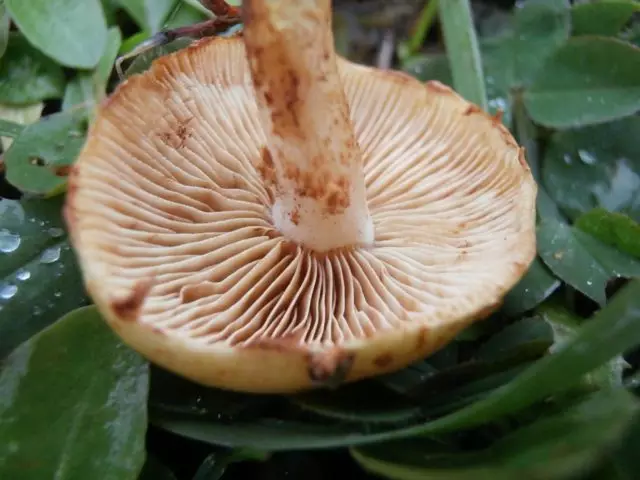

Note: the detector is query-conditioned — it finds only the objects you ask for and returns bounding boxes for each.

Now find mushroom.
[64,0,537,393]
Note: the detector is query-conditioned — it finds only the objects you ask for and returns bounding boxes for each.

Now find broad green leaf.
[475,317,553,363]
[117,0,177,33]
[609,415,640,479]
[571,1,637,37]
[351,388,638,480]
[542,116,640,222]
[0,197,87,358]
[536,217,640,304]
[524,37,640,128]
[501,258,561,317]
[63,27,122,117]
[0,33,65,105]
[163,1,208,29]
[0,305,149,479]
[0,103,44,151]
[5,0,108,69]
[292,382,423,424]
[138,456,178,480]
[100,0,120,25]
[539,303,628,389]
[0,118,24,138]
[481,0,570,90]
[0,2,9,59]
[575,208,640,259]
[536,218,609,304]
[154,279,640,449]
[4,110,87,196]
[148,366,273,419]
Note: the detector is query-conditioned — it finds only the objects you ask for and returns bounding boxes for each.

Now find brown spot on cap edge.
[111,279,153,321]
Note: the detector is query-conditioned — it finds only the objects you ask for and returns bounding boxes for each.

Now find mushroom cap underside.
[65,36,537,393]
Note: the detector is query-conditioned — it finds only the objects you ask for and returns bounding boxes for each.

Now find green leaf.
[351,388,639,480]
[62,27,122,116]
[536,218,609,304]
[575,208,640,259]
[0,197,87,358]
[501,258,561,317]
[0,118,26,139]
[163,1,208,29]
[571,1,637,37]
[0,2,10,59]
[542,116,640,222]
[5,0,108,69]
[524,37,640,128]
[0,305,149,479]
[138,456,178,480]
[292,382,423,424]
[0,103,44,151]
[438,0,488,109]
[4,110,88,196]
[481,0,571,90]
[0,33,65,105]
[475,317,553,363]
[536,217,640,304]
[117,0,177,34]
[539,303,628,389]
[154,279,640,450]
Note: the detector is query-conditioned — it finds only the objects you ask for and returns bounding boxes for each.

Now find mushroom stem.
[243,0,374,252]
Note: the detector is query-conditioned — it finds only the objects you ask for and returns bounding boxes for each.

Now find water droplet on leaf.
[0,229,21,253]
[16,269,31,281]
[577,149,597,165]
[0,284,18,300]
[47,227,64,238]
[40,246,61,264]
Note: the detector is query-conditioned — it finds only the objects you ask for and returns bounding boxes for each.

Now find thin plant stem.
[438,0,488,110]
[400,0,439,59]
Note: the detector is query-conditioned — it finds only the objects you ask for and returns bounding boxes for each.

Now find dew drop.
[40,246,61,264]
[577,149,597,165]
[0,284,18,300]
[16,269,31,281]
[47,227,64,238]
[0,229,21,253]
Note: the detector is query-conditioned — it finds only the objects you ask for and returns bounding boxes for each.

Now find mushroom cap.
[65,36,537,393]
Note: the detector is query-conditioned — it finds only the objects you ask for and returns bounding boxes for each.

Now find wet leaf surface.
[5,0,108,69]
[0,197,87,358]
[542,116,640,222]
[571,1,637,37]
[536,217,640,305]
[501,258,561,317]
[351,388,638,480]
[0,305,149,479]
[4,110,88,196]
[524,37,640,128]
[117,0,177,34]
[0,33,65,105]
[575,208,640,259]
